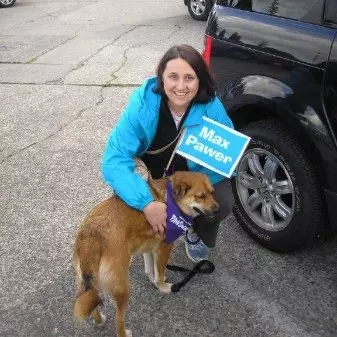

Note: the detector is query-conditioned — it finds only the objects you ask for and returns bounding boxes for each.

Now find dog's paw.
[93,313,106,328]
[125,329,133,337]
[73,316,85,329]
[157,282,172,293]
[146,272,155,284]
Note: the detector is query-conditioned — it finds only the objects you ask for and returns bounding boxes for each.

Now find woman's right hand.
[143,201,167,235]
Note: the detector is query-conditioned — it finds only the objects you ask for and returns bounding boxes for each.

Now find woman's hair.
[154,44,216,103]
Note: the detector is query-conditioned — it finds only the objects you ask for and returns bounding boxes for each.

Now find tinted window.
[217,0,324,25]
[324,0,337,24]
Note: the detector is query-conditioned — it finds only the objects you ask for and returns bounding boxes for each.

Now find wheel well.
[229,104,270,129]
[229,105,327,189]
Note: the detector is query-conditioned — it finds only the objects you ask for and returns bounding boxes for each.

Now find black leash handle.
[166,260,215,293]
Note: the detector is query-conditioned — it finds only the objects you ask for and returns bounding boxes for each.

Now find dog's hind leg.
[154,243,174,293]
[102,258,132,337]
[143,252,155,283]
[73,262,103,324]
[73,288,102,322]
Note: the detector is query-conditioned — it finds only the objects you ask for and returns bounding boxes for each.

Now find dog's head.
[169,171,219,218]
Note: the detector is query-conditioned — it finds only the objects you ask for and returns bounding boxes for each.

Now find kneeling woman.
[102,44,234,262]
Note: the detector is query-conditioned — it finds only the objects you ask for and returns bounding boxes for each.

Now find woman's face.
[162,57,199,113]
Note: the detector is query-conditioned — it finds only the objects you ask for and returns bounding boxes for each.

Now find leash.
[145,128,184,155]
[166,260,215,293]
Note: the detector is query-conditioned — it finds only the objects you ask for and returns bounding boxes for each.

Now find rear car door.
[324,0,337,145]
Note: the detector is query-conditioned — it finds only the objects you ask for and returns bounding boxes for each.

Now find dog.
[73,170,219,337]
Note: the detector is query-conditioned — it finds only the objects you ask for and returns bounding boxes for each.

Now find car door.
[324,0,337,146]
[209,1,332,115]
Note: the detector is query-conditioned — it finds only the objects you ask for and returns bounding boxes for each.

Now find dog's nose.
[203,204,220,222]
[212,203,220,213]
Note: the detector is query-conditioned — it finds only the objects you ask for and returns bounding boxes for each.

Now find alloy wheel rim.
[236,148,295,231]
[1,0,15,4]
[191,0,206,15]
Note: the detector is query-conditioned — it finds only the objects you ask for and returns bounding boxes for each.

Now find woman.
[102,44,234,263]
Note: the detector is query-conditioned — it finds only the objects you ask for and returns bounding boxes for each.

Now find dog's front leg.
[143,252,155,283]
[154,243,173,293]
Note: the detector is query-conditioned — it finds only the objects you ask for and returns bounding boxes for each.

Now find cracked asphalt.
[1,1,337,337]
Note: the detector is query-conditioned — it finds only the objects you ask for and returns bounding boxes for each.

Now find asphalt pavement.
[1,1,336,337]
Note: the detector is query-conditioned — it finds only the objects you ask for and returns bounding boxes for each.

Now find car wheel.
[0,0,16,8]
[187,0,213,21]
[232,119,323,253]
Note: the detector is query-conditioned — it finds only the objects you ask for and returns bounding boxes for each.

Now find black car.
[184,0,215,20]
[203,0,337,252]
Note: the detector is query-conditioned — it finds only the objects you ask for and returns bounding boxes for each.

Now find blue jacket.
[102,77,234,210]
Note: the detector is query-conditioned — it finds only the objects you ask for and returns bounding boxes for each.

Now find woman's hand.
[143,201,167,235]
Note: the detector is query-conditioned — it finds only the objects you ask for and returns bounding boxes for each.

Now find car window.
[217,0,324,25]
[324,0,337,24]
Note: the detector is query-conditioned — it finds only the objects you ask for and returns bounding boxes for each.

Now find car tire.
[0,0,16,8]
[232,119,323,253]
[187,0,213,21]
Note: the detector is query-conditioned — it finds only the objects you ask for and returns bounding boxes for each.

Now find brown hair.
[154,44,215,103]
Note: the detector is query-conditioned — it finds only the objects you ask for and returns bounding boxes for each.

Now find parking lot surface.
[1,1,336,336]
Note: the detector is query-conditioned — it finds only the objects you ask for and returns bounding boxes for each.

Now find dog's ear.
[174,182,191,198]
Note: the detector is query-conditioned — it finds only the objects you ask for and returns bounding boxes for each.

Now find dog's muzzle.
[193,205,219,221]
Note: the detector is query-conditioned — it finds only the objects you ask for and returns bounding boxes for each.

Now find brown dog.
[73,171,219,337]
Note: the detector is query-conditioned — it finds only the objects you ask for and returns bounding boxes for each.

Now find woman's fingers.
[152,221,166,235]
[143,201,167,235]
[157,222,166,235]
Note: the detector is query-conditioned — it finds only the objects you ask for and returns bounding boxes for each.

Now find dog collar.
[165,180,193,244]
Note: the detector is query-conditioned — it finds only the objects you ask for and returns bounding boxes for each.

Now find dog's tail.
[73,232,102,321]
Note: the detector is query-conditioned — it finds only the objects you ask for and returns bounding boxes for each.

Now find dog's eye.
[196,193,206,199]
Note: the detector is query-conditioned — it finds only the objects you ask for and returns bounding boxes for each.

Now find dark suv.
[203,0,337,252]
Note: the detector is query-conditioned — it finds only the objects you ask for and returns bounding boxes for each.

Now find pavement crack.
[31,1,85,25]
[105,48,128,85]
[0,61,25,65]
[49,25,140,85]
[0,142,39,164]
[105,23,180,85]
[25,35,78,65]
[70,25,139,73]
[0,81,132,164]
[96,86,105,106]
[0,111,82,164]
[0,91,106,164]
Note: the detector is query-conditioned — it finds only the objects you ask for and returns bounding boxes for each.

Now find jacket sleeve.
[190,96,235,184]
[101,89,154,210]
[208,96,234,129]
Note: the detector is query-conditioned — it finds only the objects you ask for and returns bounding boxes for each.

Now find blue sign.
[176,116,250,177]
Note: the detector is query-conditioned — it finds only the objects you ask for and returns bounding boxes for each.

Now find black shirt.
[141,98,191,178]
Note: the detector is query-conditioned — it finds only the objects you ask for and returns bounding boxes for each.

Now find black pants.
[193,179,234,248]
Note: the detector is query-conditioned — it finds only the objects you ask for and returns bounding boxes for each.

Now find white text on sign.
[184,126,233,164]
